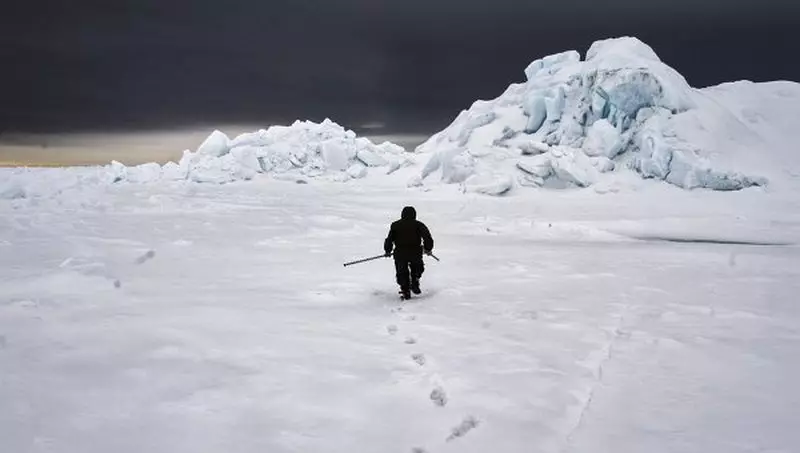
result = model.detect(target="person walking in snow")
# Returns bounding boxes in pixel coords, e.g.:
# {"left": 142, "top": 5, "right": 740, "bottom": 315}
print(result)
{"left": 384, "top": 206, "right": 434, "bottom": 300}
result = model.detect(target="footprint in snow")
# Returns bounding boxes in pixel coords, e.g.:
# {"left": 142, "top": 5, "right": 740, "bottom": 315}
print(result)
{"left": 134, "top": 250, "right": 156, "bottom": 265}
{"left": 430, "top": 386, "right": 448, "bottom": 407}
{"left": 446, "top": 416, "right": 479, "bottom": 441}
{"left": 411, "top": 448, "right": 428, "bottom": 453}
{"left": 387, "top": 325, "right": 398, "bottom": 335}
{"left": 404, "top": 336, "right": 417, "bottom": 344}
{"left": 411, "top": 353, "right": 426, "bottom": 366}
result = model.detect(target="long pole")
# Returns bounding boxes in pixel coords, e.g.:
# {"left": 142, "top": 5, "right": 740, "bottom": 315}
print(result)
{"left": 344, "top": 252, "right": 441, "bottom": 267}
{"left": 343, "top": 254, "right": 388, "bottom": 267}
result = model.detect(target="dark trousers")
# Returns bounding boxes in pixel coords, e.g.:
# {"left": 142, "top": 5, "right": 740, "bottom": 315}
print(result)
{"left": 394, "top": 253, "right": 424, "bottom": 291}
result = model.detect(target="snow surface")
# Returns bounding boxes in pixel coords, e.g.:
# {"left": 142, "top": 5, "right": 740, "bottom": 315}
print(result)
{"left": 2, "top": 166, "right": 800, "bottom": 452}
{"left": 2, "top": 33, "right": 800, "bottom": 453}
{"left": 415, "top": 37, "right": 800, "bottom": 193}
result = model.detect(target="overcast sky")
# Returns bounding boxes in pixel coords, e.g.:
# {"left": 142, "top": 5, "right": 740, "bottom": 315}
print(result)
{"left": 2, "top": 0, "right": 798, "bottom": 133}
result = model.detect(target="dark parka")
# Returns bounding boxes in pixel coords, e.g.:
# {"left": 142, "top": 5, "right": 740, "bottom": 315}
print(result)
{"left": 384, "top": 206, "right": 433, "bottom": 257}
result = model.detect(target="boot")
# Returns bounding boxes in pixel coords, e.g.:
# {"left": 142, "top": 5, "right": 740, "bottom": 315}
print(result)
{"left": 399, "top": 288, "right": 411, "bottom": 300}
{"left": 410, "top": 278, "right": 421, "bottom": 295}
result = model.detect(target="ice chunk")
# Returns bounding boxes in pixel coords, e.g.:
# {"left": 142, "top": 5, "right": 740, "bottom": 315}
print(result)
{"left": 356, "top": 149, "right": 387, "bottom": 167}
{"left": 550, "top": 147, "right": 599, "bottom": 187}
{"left": 524, "top": 60, "right": 545, "bottom": 81}
{"left": 321, "top": 141, "right": 350, "bottom": 171}
{"left": 420, "top": 151, "right": 443, "bottom": 180}
{"left": 524, "top": 50, "right": 580, "bottom": 80}
{"left": 456, "top": 111, "right": 496, "bottom": 146}
{"left": 583, "top": 120, "right": 622, "bottom": 158}
{"left": 544, "top": 50, "right": 581, "bottom": 67}
{"left": 496, "top": 126, "right": 517, "bottom": 143}
{"left": 662, "top": 150, "right": 766, "bottom": 191}
{"left": 161, "top": 161, "right": 186, "bottom": 180}
{"left": 519, "top": 140, "right": 550, "bottom": 155}
{"left": 464, "top": 173, "right": 513, "bottom": 196}
{"left": 421, "top": 147, "right": 477, "bottom": 183}
{"left": 126, "top": 162, "right": 162, "bottom": 183}
{"left": 517, "top": 174, "right": 545, "bottom": 187}
{"left": 590, "top": 156, "right": 616, "bottom": 173}
{"left": 196, "top": 130, "right": 230, "bottom": 157}
{"left": 516, "top": 154, "right": 552, "bottom": 178}
{"left": 100, "top": 160, "right": 127, "bottom": 184}
{"left": 346, "top": 163, "right": 368, "bottom": 179}
{"left": 545, "top": 86, "right": 566, "bottom": 119}
{"left": 663, "top": 149, "right": 701, "bottom": 188}
{"left": 592, "top": 89, "right": 609, "bottom": 117}
{"left": 229, "top": 129, "right": 269, "bottom": 148}
{"left": 187, "top": 154, "right": 238, "bottom": 184}
{"left": 256, "top": 156, "right": 273, "bottom": 173}
{"left": 230, "top": 146, "right": 262, "bottom": 174}
{"left": 441, "top": 152, "right": 476, "bottom": 184}
{"left": 693, "top": 170, "right": 767, "bottom": 191}
{"left": 376, "top": 141, "right": 405, "bottom": 155}
{"left": 407, "top": 175, "right": 424, "bottom": 187}
{"left": 524, "top": 95, "right": 547, "bottom": 133}
{"left": 289, "top": 149, "right": 307, "bottom": 167}
{"left": 301, "top": 157, "right": 326, "bottom": 178}
{"left": 586, "top": 36, "right": 660, "bottom": 63}
{"left": 604, "top": 75, "right": 665, "bottom": 118}
{"left": 385, "top": 159, "right": 405, "bottom": 175}
{"left": 635, "top": 118, "right": 675, "bottom": 180}
{"left": 233, "top": 163, "right": 258, "bottom": 181}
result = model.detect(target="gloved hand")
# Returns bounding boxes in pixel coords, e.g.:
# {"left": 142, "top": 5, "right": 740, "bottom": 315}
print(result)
{"left": 385, "top": 251, "right": 392, "bottom": 257}
{"left": 424, "top": 249, "right": 432, "bottom": 256}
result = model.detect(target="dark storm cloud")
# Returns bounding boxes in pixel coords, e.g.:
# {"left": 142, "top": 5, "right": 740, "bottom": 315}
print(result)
{"left": 1, "top": 0, "right": 798, "bottom": 132}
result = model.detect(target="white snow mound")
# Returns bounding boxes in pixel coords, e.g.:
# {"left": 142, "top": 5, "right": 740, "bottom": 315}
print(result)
{"left": 415, "top": 36, "right": 793, "bottom": 192}
{"left": 101, "top": 119, "right": 408, "bottom": 185}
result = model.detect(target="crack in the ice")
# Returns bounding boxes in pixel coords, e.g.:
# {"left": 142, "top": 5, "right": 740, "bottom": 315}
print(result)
{"left": 562, "top": 311, "right": 627, "bottom": 452}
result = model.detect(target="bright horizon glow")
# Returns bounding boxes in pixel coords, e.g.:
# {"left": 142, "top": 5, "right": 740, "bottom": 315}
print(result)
{"left": 0, "top": 127, "right": 429, "bottom": 167}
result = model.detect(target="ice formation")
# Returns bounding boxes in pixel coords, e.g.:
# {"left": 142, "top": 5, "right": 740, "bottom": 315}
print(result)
{"left": 415, "top": 37, "right": 773, "bottom": 193}
{"left": 105, "top": 119, "right": 408, "bottom": 185}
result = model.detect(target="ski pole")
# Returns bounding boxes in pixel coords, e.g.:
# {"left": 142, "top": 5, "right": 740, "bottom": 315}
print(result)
{"left": 427, "top": 253, "right": 440, "bottom": 262}
{"left": 343, "top": 253, "right": 390, "bottom": 267}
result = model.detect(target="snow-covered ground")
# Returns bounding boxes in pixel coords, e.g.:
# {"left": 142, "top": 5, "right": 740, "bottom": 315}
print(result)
{"left": 2, "top": 35, "right": 800, "bottom": 453}
{"left": 2, "top": 170, "right": 799, "bottom": 452}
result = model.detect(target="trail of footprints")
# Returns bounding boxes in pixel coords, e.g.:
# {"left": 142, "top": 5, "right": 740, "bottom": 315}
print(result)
{"left": 387, "top": 305, "right": 480, "bottom": 451}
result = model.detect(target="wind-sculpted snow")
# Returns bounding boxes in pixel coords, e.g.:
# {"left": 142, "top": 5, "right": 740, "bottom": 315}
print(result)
{"left": 414, "top": 37, "right": 790, "bottom": 193}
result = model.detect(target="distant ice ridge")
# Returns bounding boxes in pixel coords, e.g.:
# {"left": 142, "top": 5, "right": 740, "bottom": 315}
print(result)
{"left": 106, "top": 119, "right": 409, "bottom": 184}
{"left": 415, "top": 37, "right": 774, "bottom": 194}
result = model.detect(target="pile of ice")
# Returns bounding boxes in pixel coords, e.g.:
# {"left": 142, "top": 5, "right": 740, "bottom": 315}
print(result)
{"left": 106, "top": 119, "right": 409, "bottom": 184}
{"left": 415, "top": 37, "right": 774, "bottom": 194}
